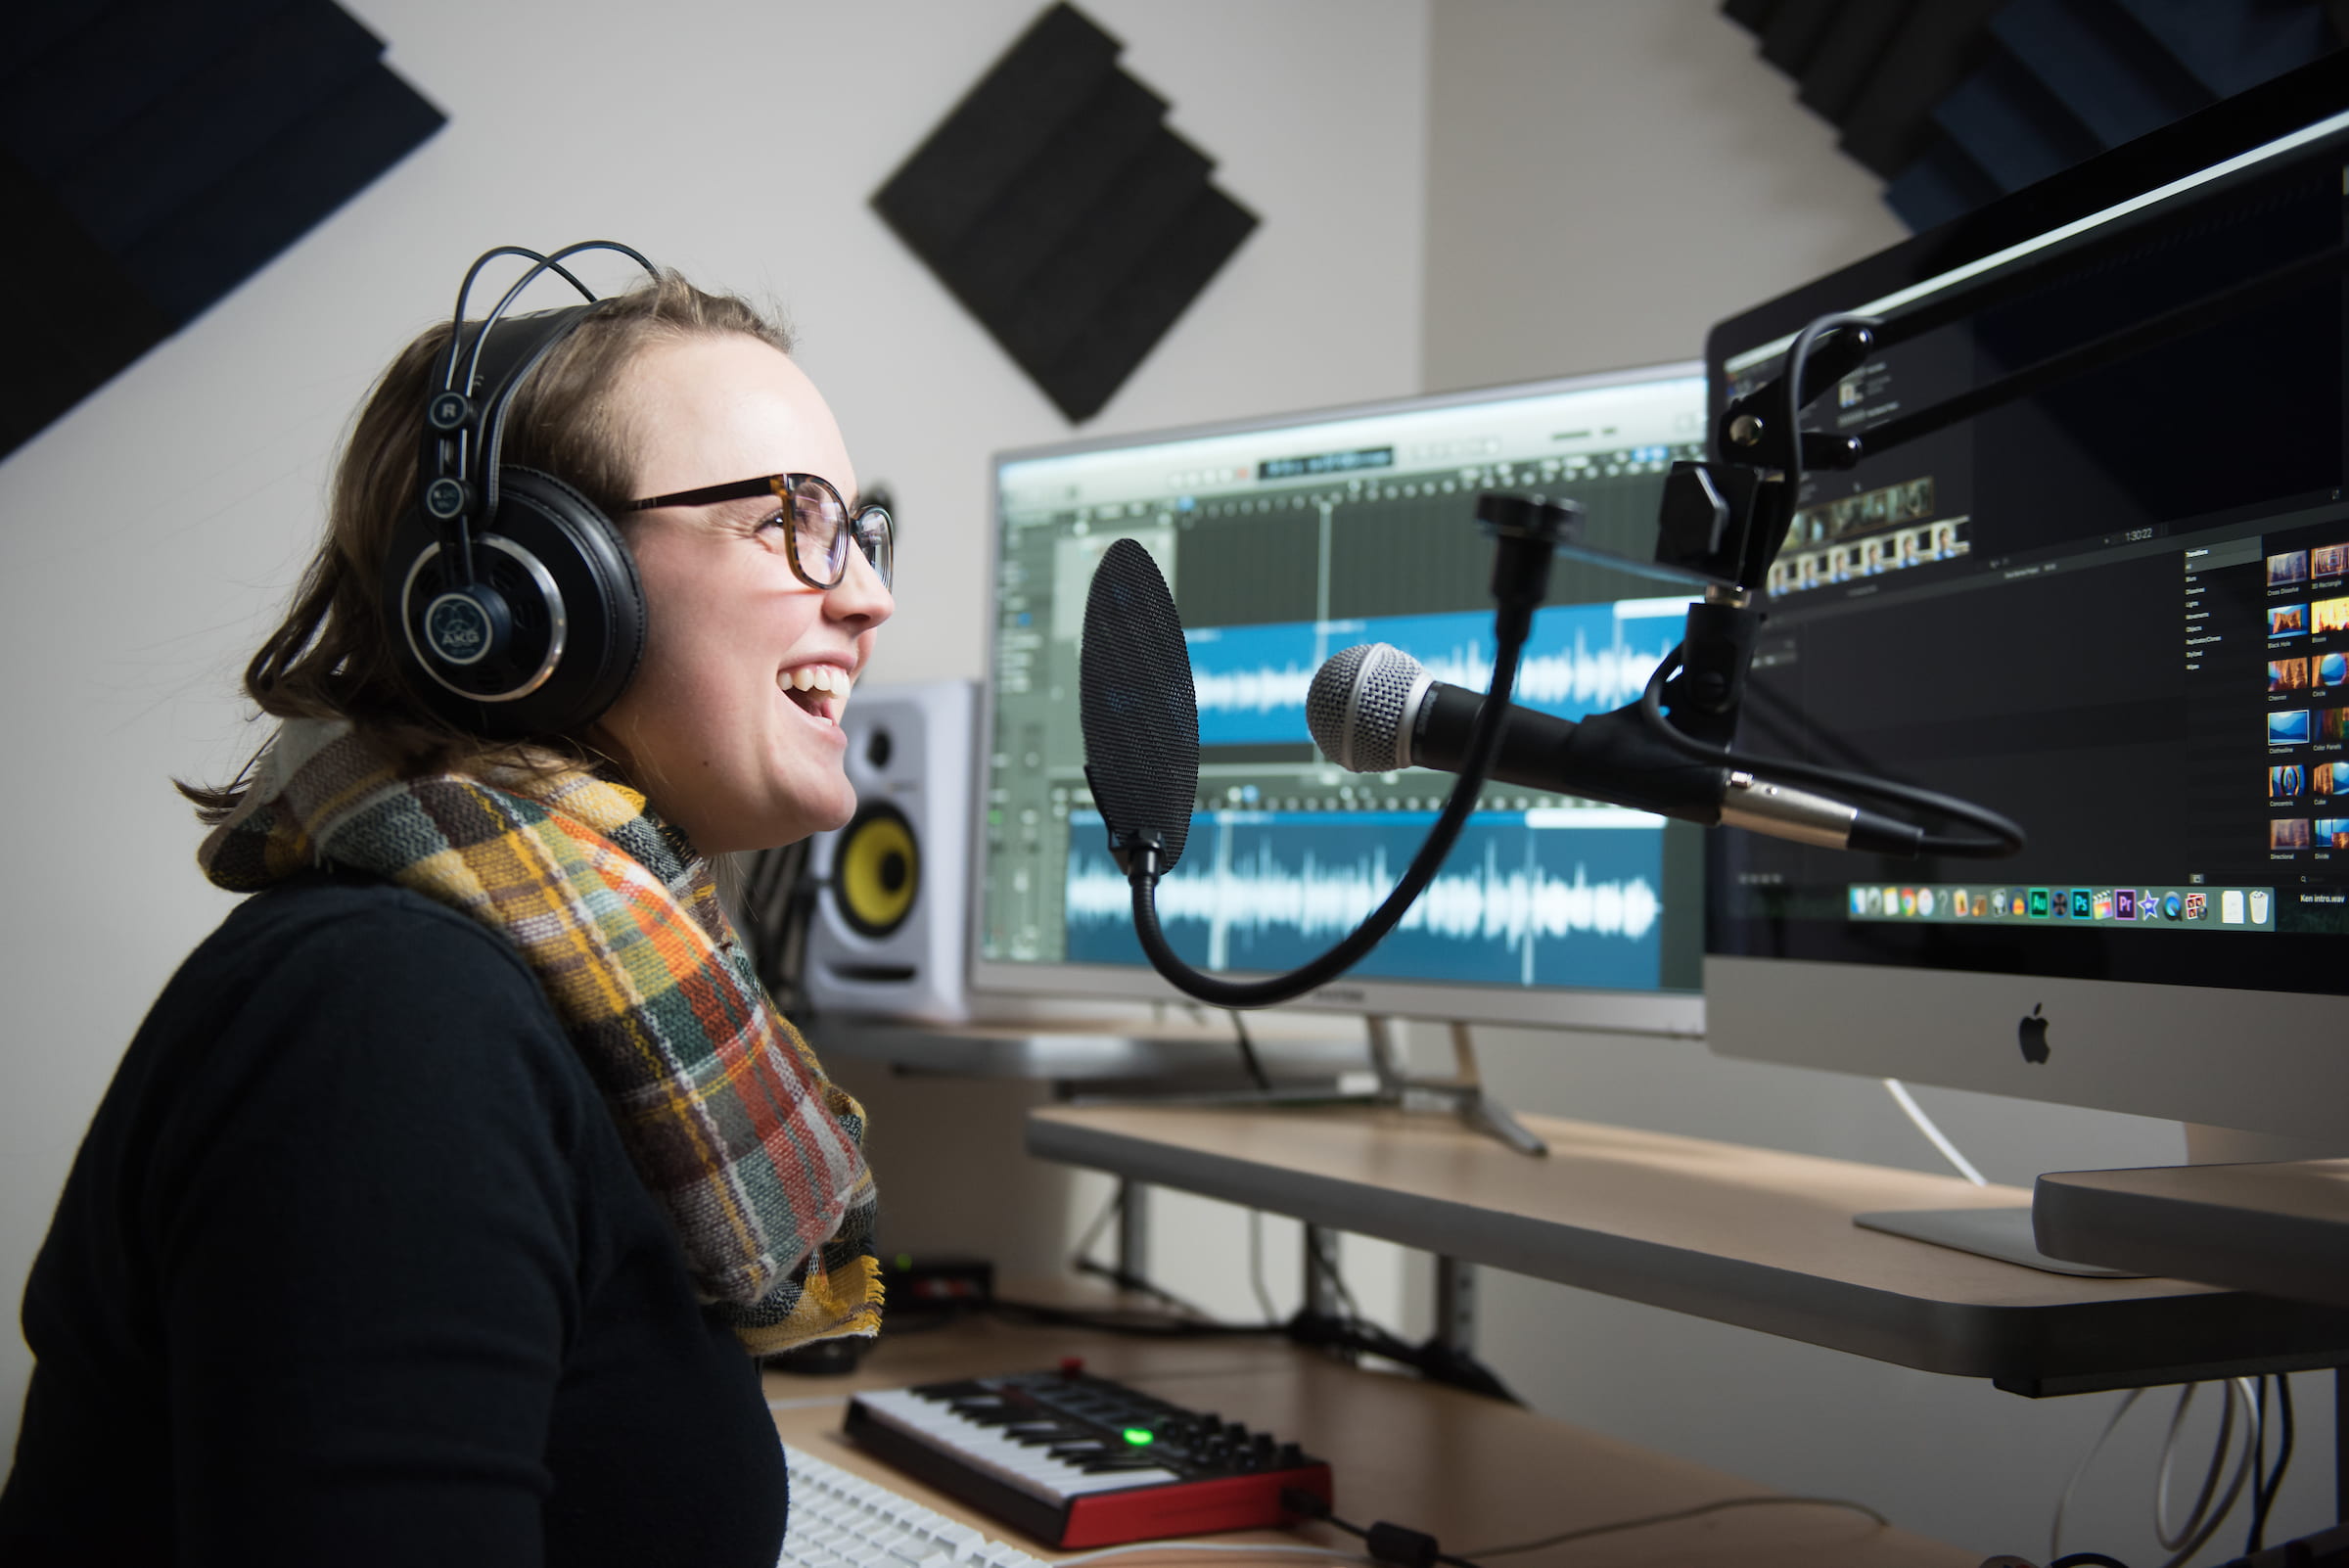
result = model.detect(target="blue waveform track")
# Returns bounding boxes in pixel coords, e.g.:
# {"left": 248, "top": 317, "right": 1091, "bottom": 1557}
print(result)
{"left": 1184, "top": 600, "right": 1687, "bottom": 749}
{"left": 1065, "top": 809, "right": 1666, "bottom": 991}
{"left": 1183, "top": 622, "right": 1318, "bottom": 744}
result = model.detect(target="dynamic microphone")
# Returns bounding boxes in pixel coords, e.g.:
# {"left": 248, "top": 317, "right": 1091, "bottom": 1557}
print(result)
{"left": 1306, "top": 643, "right": 1926, "bottom": 857}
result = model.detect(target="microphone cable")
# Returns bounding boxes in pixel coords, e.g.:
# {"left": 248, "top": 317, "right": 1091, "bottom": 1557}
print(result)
{"left": 1635, "top": 648, "right": 2024, "bottom": 856}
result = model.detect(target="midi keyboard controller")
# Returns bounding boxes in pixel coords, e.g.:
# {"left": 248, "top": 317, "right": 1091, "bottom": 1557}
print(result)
{"left": 844, "top": 1363, "right": 1334, "bottom": 1549}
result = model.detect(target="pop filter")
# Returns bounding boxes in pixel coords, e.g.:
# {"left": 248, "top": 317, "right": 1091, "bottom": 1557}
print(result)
{"left": 1078, "top": 538, "right": 1198, "bottom": 872}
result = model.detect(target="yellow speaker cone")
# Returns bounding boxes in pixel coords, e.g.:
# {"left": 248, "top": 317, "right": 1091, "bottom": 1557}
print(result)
{"left": 836, "top": 806, "right": 918, "bottom": 937}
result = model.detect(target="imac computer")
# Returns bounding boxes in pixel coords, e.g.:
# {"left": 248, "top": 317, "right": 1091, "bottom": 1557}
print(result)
{"left": 1702, "top": 57, "right": 2349, "bottom": 1150}
{"left": 972, "top": 364, "right": 1710, "bottom": 1033}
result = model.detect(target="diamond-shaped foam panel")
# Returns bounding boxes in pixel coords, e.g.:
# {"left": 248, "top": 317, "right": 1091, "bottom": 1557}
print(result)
{"left": 872, "top": 3, "right": 1259, "bottom": 423}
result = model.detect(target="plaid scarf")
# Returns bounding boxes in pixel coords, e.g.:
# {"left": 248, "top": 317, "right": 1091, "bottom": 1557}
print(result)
{"left": 198, "top": 718, "right": 882, "bottom": 1356}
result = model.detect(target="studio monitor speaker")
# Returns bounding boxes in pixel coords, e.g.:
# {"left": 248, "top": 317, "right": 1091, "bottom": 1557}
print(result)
{"left": 804, "top": 677, "right": 978, "bottom": 1023}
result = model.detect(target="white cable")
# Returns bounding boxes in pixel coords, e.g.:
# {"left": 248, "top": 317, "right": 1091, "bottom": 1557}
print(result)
{"left": 1072, "top": 1184, "right": 1124, "bottom": 1269}
{"left": 2152, "top": 1379, "right": 2259, "bottom": 1568}
{"left": 2153, "top": 1383, "right": 2229, "bottom": 1551}
{"left": 1883, "top": 1079, "right": 1990, "bottom": 1185}
{"left": 1057, "top": 1543, "right": 1373, "bottom": 1566}
{"left": 1248, "top": 1210, "right": 1280, "bottom": 1324}
{"left": 2052, "top": 1387, "right": 2142, "bottom": 1562}
{"left": 2050, "top": 1380, "right": 2261, "bottom": 1567}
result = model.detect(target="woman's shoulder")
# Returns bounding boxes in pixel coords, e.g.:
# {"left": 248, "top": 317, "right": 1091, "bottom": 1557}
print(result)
{"left": 182, "top": 872, "right": 539, "bottom": 1022}
{"left": 206, "top": 869, "right": 532, "bottom": 975}
{"left": 143, "top": 871, "right": 580, "bottom": 1114}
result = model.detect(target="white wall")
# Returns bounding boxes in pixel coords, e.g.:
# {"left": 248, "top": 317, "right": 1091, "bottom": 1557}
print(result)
{"left": 1420, "top": 4, "right": 2336, "bottom": 1564}
{"left": 0, "top": 0, "right": 1431, "bottom": 1458}
{"left": 1421, "top": 0, "right": 1912, "bottom": 388}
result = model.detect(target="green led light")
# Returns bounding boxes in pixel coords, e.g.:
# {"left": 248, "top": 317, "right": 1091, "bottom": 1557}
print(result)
{"left": 895, "top": 1253, "right": 913, "bottom": 1270}
{"left": 1122, "top": 1428, "right": 1154, "bottom": 1446}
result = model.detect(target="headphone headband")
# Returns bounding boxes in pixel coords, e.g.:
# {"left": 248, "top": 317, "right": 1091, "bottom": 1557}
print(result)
{"left": 421, "top": 241, "right": 658, "bottom": 582}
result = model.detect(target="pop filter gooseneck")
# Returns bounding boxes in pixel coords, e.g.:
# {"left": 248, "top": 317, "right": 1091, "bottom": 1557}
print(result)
{"left": 1077, "top": 504, "right": 1567, "bottom": 1009}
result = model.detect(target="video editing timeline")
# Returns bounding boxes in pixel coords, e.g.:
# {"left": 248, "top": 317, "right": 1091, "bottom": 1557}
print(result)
{"left": 1770, "top": 475, "right": 1966, "bottom": 596}
{"left": 981, "top": 371, "right": 1711, "bottom": 995}
{"left": 1712, "top": 125, "right": 2349, "bottom": 974}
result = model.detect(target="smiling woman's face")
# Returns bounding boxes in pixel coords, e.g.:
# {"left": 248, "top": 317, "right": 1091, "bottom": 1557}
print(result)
{"left": 595, "top": 333, "right": 892, "bottom": 853}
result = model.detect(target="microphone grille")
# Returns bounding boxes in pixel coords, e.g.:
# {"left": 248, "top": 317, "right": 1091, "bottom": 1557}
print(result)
{"left": 1078, "top": 538, "right": 1198, "bottom": 871}
{"left": 1307, "top": 642, "right": 1424, "bottom": 772}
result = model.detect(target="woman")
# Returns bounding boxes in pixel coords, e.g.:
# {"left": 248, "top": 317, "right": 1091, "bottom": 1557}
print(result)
{"left": 0, "top": 251, "right": 892, "bottom": 1565}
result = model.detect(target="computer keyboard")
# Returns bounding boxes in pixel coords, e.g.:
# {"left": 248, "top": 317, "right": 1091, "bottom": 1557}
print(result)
{"left": 780, "top": 1442, "right": 1052, "bottom": 1568}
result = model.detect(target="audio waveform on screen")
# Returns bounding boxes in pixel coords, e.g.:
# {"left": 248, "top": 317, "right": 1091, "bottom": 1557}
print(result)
{"left": 1184, "top": 621, "right": 1317, "bottom": 731}
{"left": 1184, "top": 600, "right": 1686, "bottom": 748}
{"left": 1063, "top": 809, "right": 1665, "bottom": 991}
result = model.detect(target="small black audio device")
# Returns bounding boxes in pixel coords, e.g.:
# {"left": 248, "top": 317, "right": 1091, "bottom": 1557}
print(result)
{"left": 383, "top": 241, "right": 661, "bottom": 738}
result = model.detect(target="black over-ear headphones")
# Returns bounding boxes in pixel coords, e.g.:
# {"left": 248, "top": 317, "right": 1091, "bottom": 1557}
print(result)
{"left": 383, "top": 242, "right": 662, "bottom": 739}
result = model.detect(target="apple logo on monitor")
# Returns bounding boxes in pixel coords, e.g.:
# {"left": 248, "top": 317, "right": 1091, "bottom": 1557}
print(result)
{"left": 2018, "top": 1003, "right": 2051, "bottom": 1064}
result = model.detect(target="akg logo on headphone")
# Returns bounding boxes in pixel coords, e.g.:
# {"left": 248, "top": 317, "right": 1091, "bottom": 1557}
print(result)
{"left": 423, "top": 477, "right": 469, "bottom": 520}
{"left": 425, "top": 593, "right": 494, "bottom": 666}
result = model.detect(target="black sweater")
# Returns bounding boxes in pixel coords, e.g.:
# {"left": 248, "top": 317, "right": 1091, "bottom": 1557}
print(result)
{"left": 0, "top": 875, "right": 788, "bottom": 1566}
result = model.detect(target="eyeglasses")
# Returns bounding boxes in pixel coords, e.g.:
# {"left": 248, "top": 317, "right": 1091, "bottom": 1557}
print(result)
{"left": 623, "top": 473, "right": 894, "bottom": 591}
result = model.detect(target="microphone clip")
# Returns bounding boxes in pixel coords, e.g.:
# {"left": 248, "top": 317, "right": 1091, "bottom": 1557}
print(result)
{"left": 1105, "top": 825, "right": 1167, "bottom": 884}
{"left": 1665, "top": 585, "right": 1764, "bottom": 750}
{"left": 1472, "top": 493, "right": 1580, "bottom": 630}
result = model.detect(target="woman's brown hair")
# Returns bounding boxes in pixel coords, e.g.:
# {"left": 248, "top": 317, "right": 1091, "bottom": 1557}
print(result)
{"left": 183, "top": 270, "right": 794, "bottom": 820}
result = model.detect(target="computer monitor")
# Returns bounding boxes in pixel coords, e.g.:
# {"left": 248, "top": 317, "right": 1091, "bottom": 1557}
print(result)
{"left": 1702, "top": 57, "right": 2349, "bottom": 1144}
{"left": 972, "top": 364, "right": 1711, "bottom": 1033}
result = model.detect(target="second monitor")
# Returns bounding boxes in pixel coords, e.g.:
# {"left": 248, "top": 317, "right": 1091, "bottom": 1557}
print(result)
{"left": 974, "top": 362, "right": 1710, "bottom": 1033}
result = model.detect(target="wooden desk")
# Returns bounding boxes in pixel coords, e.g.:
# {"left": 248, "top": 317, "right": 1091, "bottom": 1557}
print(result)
{"left": 765, "top": 1306, "right": 1977, "bottom": 1567}
{"left": 1027, "top": 1102, "right": 2349, "bottom": 1395}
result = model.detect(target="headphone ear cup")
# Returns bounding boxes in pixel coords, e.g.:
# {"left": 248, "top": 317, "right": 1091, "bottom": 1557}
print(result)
{"left": 383, "top": 467, "right": 645, "bottom": 738}
{"left": 488, "top": 467, "right": 646, "bottom": 735}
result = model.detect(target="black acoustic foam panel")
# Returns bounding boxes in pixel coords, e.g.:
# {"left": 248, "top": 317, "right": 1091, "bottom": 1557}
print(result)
{"left": 872, "top": 3, "right": 1259, "bottom": 423}
{"left": 0, "top": 0, "right": 445, "bottom": 461}
{"left": 1724, "top": 0, "right": 2343, "bottom": 230}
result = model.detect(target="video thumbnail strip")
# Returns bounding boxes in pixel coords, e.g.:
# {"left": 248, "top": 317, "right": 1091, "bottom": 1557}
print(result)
{"left": 2268, "top": 541, "right": 2349, "bottom": 585}
{"left": 1790, "top": 476, "right": 1938, "bottom": 543}
{"left": 1769, "top": 486, "right": 1963, "bottom": 601}
{"left": 2264, "top": 596, "right": 2349, "bottom": 641}
{"left": 1848, "top": 882, "right": 2277, "bottom": 929}
{"left": 2264, "top": 705, "right": 2349, "bottom": 745}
